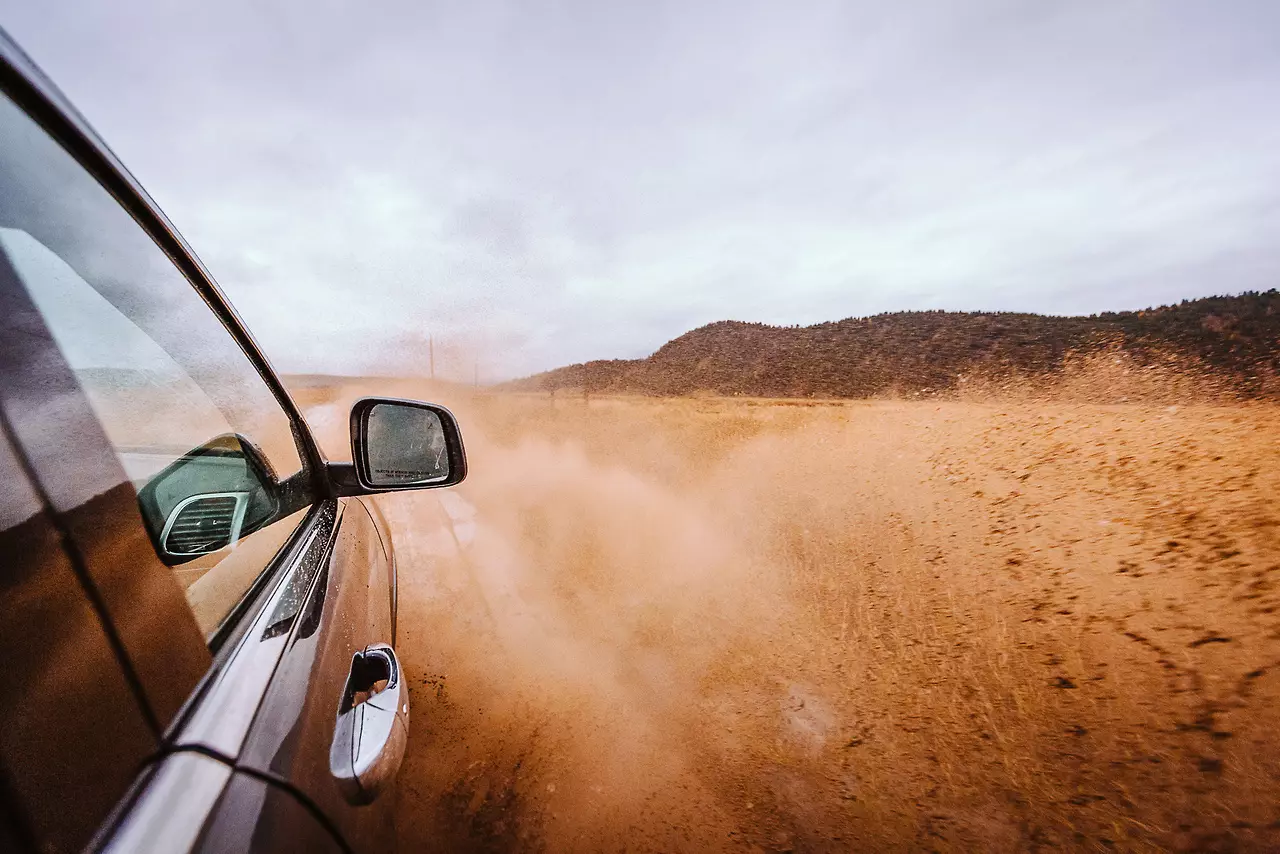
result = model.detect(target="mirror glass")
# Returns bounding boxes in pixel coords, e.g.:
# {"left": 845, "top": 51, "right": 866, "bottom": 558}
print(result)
{"left": 365, "top": 403, "right": 450, "bottom": 487}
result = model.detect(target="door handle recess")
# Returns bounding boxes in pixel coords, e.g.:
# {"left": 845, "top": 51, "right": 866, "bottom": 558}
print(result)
{"left": 329, "top": 643, "right": 409, "bottom": 805}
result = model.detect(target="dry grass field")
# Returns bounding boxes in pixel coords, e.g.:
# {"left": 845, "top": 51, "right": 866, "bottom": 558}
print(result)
{"left": 295, "top": 382, "right": 1280, "bottom": 852}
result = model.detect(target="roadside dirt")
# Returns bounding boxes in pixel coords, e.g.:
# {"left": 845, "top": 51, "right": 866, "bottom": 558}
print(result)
{"left": 299, "top": 385, "right": 1280, "bottom": 851}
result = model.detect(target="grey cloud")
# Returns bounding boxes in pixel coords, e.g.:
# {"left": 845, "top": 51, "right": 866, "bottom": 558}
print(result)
{"left": 2, "top": 0, "right": 1278, "bottom": 378}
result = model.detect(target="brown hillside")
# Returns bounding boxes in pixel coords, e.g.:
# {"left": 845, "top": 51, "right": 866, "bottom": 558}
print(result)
{"left": 506, "top": 291, "right": 1280, "bottom": 399}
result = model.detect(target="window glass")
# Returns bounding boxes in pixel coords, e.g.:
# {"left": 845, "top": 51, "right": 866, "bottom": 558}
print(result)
{"left": 0, "top": 91, "right": 311, "bottom": 637}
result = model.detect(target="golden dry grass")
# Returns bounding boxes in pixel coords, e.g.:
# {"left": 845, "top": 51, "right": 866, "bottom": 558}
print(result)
{"left": 296, "top": 381, "right": 1280, "bottom": 851}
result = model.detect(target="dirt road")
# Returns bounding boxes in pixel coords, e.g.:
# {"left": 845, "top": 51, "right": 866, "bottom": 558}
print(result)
{"left": 300, "top": 387, "right": 1280, "bottom": 851}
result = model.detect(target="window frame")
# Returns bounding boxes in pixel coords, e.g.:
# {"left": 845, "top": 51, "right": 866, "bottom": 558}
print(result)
{"left": 0, "top": 35, "right": 337, "bottom": 665}
{"left": 0, "top": 34, "right": 367, "bottom": 850}
{"left": 0, "top": 36, "right": 328, "bottom": 510}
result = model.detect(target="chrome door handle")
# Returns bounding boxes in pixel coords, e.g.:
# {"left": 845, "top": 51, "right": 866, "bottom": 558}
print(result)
{"left": 329, "top": 643, "right": 409, "bottom": 804}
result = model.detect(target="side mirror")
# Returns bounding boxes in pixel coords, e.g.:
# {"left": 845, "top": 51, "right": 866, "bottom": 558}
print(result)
{"left": 349, "top": 397, "right": 467, "bottom": 491}
{"left": 136, "top": 433, "right": 279, "bottom": 565}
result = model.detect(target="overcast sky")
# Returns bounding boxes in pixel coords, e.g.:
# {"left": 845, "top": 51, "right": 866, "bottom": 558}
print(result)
{"left": 2, "top": 1, "right": 1278, "bottom": 379}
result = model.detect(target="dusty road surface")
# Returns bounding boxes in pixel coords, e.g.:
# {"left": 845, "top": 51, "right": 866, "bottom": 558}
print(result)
{"left": 295, "top": 385, "right": 1280, "bottom": 852}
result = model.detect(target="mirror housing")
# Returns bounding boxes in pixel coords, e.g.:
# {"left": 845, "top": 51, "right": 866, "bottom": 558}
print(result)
{"left": 347, "top": 397, "right": 467, "bottom": 492}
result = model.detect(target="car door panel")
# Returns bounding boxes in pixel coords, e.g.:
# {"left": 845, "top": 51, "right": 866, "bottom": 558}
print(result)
{"left": 171, "top": 502, "right": 339, "bottom": 761}
{"left": 352, "top": 498, "right": 395, "bottom": 647}
{"left": 104, "top": 752, "right": 234, "bottom": 854}
{"left": 360, "top": 497, "right": 398, "bottom": 641}
{"left": 98, "top": 501, "right": 347, "bottom": 854}
{"left": 105, "top": 751, "right": 346, "bottom": 854}
{"left": 196, "top": 769, "right": 347, "bottom": 854}
{"left": 236, "top": 497, "right": 397, "bottom": 850}
{"left": 0, "top": 409, "right": 157, "bottom": 853}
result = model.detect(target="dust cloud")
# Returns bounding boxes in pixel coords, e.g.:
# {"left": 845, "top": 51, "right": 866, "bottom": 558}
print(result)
{"left": 293, "top": 378, "right": 1280, "bottom": 852}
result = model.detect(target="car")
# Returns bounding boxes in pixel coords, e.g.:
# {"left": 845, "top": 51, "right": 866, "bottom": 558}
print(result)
{"left": 0, "top": 27, "right": 467, "bottom": 853}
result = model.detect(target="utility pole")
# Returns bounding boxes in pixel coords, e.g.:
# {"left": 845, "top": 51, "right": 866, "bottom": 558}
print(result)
{"left": 429, "top": 335, "right": 435, "bottom": 380}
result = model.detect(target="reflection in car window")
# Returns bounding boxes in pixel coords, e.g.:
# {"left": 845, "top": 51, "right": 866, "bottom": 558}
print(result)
{"left": 0, "top": 91, "right": 311, "bottom": 637}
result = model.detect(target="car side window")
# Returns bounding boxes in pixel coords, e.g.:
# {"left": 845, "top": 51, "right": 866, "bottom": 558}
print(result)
{"left": 0, "top": 90, "right": 314, "bottom": 638}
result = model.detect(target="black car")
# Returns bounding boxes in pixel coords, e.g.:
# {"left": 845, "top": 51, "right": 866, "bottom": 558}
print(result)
{"left": 0, "top": 29, "right": 466, "bottom": 853}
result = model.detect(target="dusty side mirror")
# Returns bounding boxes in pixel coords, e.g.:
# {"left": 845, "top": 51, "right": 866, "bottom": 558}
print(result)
{"left": 135, "top": 433, "right": 280, "bottom": 565}
{"left": 350, "top": 398, "right": 467, "bottom": 491}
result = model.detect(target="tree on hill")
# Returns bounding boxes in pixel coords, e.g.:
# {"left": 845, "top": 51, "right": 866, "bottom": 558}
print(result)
{"left": 501, "top": 291, "right": 1280, "bottom": 400}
